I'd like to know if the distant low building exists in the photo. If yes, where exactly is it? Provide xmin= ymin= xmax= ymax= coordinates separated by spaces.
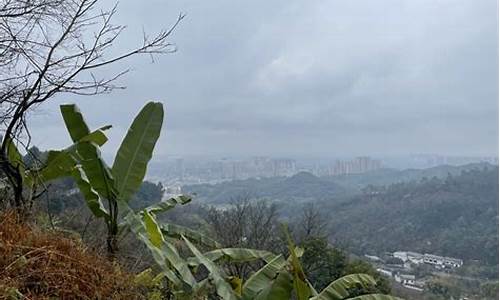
xmin=393 ymin=251 xmax=462 ymax=269
xmin=404 ymin=281 xmax=425 ymax=292
xmin=376 ymin=268 xmax=393 ymax=277
xmin=364 ymin=254 xmax=382 ymax=262
xmin=393 ymin=251 xmax=423 ymax=264
xmin=423 ymin=253 xmax=463 ymax=268
xmin=395 ymin=274 xmax=415 ymax=285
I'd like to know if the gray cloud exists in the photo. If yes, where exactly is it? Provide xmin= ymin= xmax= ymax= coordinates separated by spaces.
xmin=29 ymin=0 xmax=498 ymax=158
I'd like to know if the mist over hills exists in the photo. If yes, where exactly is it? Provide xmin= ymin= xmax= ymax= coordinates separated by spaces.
xmin=323 ymin=162 xmax=497 ymax=191
xmin=184 ymin=162 xmax=496 ymax=203
xmin=185 ymin=171 xmax=347 ymax=204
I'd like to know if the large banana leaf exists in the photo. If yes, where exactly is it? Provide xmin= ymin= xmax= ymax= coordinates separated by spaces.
xmin=36 ymin=148 xmax=110 ymax=220
xmin=5 ymin=138 xmax=26 ymax=182
xmin=60 ymin=103 xmax=115 ymax=201
xmin=284 ymin=225 xmax=310 ymax=300
xmin=161 ymin=223 xmax=221 ymax=249
xmin=253 ymin=271 xmax=293 ymax=300
xmin=60 ymin=104 xmax=111 ymax=147
xmin=188 ymin=248 xmax=276 ymax=266
xmin=5 ymin=138 xmax=23 ymax=168
xmin=38 ymin=150 xmax=76 ymax=182
xmin=182 ymin=235 xmax=239 ymax=300
xmin=347 ymin=294 xmax=401 ymax=300
xmin=311 ymin=274 xmax=378 ymax=300
xmin=112 ymin=102 xmax=164 ymax=202
xmin=142 ymin=210 xmax=164 ymax=247
xmin=145 ymin=194 xmax=192 ymax=214
xmin=123 ymin=207 xmax=196 ymax=288
xmin=124 ymin=211 xmax=184 ymax=287
xmin=60 ymin=104 xmax=91 ymax=141
xmin=36 ymin=122 xmax=111 ymax=185
xmin=241 ymin=255 xmax=288 ymax=300
xmin=73 ymin=142 xmax=116 ymax=200
xmin=71 ymin=166 xmax=110 ymax=220
xmin=80 ymin=126 xmax=112 ymax=146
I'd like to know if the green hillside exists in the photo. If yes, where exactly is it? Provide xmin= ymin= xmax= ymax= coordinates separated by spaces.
xmin=324 ymin=167 xmax=498 ymax=268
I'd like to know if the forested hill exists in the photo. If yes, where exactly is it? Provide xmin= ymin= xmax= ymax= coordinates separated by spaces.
xmin=323 ymin=162 xmax=496 ymax=191
xmin=185 ymin=163 xmax=498 ymax=270
xmin=184 ymin=162 xmax=496 ymax=203
xmin=185 ymin=171 xmax=348 ymax=203
xmin=324 ymin=166 xmax=499 ymax=267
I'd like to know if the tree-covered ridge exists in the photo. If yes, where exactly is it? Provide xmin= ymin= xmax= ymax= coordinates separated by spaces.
xmin=186 ymin=164 xmax=499 ymax=279
xmin=326 ymin=167 xmax=498 ymax=267
xmin=184 ymin=163 xmax=496 ymax=203
xmin=185 ymin=171 xmax=349 ymax=204
xmin=322 ymin=162 xmax=497 ymax=191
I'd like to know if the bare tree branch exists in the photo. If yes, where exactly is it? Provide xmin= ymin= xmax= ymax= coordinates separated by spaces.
xmin=0 ymin=0 xmax=183 ymax=208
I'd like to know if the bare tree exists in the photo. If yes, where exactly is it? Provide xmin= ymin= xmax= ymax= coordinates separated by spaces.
xmin=0 ymin=0 xmax=183 ymax=208
xmin=203 ymin=196 xmax=283 ymax=278
xmin=294 ymin=202 xmax=329 ymax=243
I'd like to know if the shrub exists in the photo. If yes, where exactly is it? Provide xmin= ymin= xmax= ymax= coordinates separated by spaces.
xmin=0 ymin=211 xmax=141 ymax=299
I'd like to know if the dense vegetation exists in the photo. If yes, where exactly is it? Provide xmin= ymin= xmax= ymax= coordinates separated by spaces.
xmin=185 ymin=163 xmax=495 ymax=202
xmin=0 ymin=2 xmax=496 ymax=298
xmin=325 ymin=167 xmax=498 ymax=268
xmin=186 ymin=171 xmax=349 ymax=204
xmin=187 ymin=165 xmax=499 ymax=274
xmin=0 ymin=102 xmax=399 ymax=300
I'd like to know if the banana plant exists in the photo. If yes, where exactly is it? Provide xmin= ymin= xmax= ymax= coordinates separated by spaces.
xmin=59 ymin=102 xmax=164 ymax=253
xmin=134 ymin=206 xmax=402 ymax=300
xmin=59 ymin=102 xmax=209 ymax=256
xmin=55 ymin=102 xmax=402 ymax=300
xmin=2 ymin=125 xmax=110 ymax=207
xmin=180 ymin=232 xmax=401 ymax=300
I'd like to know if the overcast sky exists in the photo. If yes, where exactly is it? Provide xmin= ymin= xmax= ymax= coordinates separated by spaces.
xmin=29 ymin=0 xmax=498 ymax=158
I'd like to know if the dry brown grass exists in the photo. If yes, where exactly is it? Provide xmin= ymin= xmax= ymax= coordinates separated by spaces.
xmin=0 ymin=211 xmax=143 ymax=299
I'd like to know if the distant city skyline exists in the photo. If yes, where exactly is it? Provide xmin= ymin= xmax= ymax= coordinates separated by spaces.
xmin=147 ymin=153 xmax=498 ymax=186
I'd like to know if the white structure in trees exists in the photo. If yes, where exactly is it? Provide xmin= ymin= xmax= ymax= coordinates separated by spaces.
xmin=393 ymin=251 xmax=462 ymax=268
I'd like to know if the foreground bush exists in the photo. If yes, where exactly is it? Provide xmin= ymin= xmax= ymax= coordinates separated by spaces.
xmin=0 ymin=211 xmax=141 ymax=299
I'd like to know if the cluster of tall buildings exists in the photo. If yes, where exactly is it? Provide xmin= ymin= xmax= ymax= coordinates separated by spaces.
xmin=327 ymin=156 xmax=382 ymax=176
xmin=219 ymin=157 xmax=296 ymax=179
xmin=150 ymin=156 xmax=297 ymax=185
xmin=307 ymin=157 xmax=382 ymax=176
xmin=148 ymin=155 xmax=387 ymax=185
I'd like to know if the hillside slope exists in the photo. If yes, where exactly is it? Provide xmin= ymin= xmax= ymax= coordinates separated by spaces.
xmin=325 ymin=167 xmax=498 ymax=266
xmin=324 ymin=162 xmax=496 ymax=191
xmin=185 ymin=171 xmax=347 ymax=203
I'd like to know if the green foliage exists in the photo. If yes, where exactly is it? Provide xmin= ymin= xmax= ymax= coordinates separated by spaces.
xmin=479 ymin=281 xmax=499 ymax=299
xmin=301 ymin=237 xmax=348 ymax=290
xmin=59 ymin=102 xmax=165 ymax=252
xmin=112 ymin=102 xmax=164 ymax=203
xmin=342 ymin=260 xmax=391 ymax=296
xmin=324 ymin=167 xmax=499 ymax=268
xmin=49 ymin=101 xmax=399 ymax=300
xmin=182 ymin=235 xmax=239 ymax=300
xmin=424 ymin=279 xmax=460 ymax=299
xmin=284 ymin=225 xmax=312 ymax=300
xmin=311 ymin=274 xmax=377 ymax=300
xmin=185 ymin=172 xmax=348 ymax=204
xmin=192 ymin=248 xmax=276 ymax=265
xmin=161 ymin=223 xmax=222 ymax=249
xmin=130 ymin=181 xmax=165 ymax=210
xmin=241 ymin=255 xmax=289 ymax=299
xmin=124 ymin=204 xmax=398 ymax=299
xmin=300 ymin=237 xmax=392 ymax=297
